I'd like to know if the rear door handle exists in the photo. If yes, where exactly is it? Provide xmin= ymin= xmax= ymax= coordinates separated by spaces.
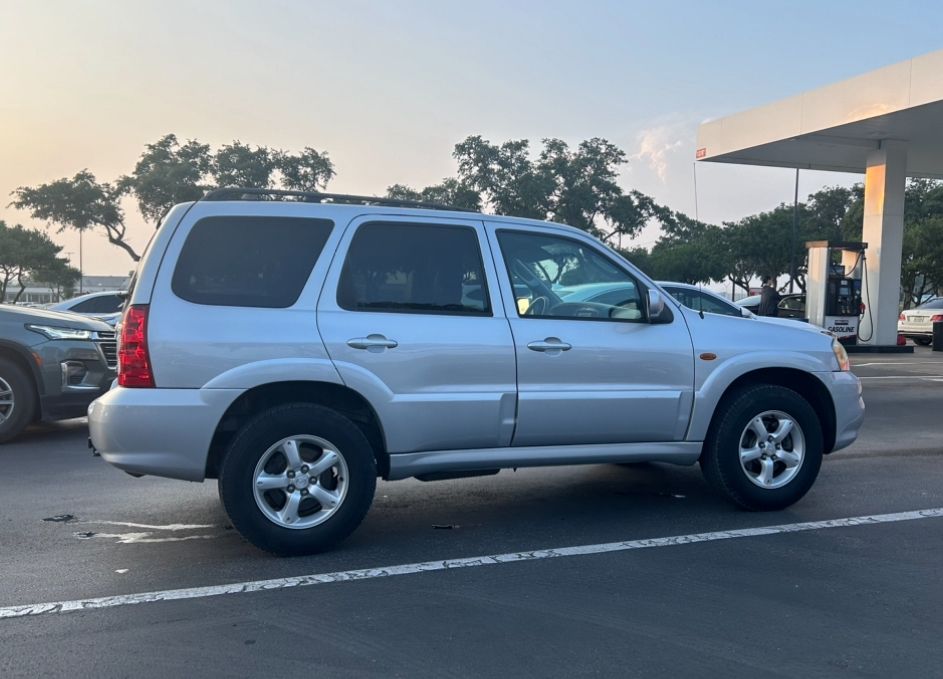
xmin=526 ymin=337 xmax=572 ymax=352
xmin=347 ymin=334 xmax=399 ymax=351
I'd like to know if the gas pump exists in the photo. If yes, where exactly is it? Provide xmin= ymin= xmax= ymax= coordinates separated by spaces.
xmin=805 ymin=241 xmax=867 ymax=344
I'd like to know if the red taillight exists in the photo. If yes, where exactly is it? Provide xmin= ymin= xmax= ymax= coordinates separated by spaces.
xmin=932 ymin=315 xmax=943 ymax=323
xmin=118 ymin=304 xmax=154 ymax=388
xmin=899 ymin=313 xmax=906 ymax=321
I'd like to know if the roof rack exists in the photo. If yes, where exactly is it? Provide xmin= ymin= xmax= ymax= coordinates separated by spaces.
xmin=202 ymin=187 xmax=468 ymax=212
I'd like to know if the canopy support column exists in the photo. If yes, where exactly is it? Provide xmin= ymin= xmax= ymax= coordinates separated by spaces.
xmin=860 ymin=140 xmax=907 ymax=345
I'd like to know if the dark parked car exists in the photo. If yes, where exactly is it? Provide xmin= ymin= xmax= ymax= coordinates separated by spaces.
xmin=737 ymin=293 xmax=806 ymax=319
xmin=0 ymin=304 xmax=116 ymax=442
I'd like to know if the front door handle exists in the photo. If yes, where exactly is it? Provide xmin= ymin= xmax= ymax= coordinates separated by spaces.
xmin=347 ymin=334 xmax=399 ymax=351
xmin=526 ymin=337 xmax=572 ymax=353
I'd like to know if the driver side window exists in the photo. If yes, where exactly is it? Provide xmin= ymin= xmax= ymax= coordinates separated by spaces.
xmin=496 ymin=230 xmax=644 ymax=322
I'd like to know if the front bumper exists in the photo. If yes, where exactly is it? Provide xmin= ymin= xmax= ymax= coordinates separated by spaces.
xmin=817 ymin=371 xmax=865 ymax=452
xmin=32 ymin=339 xmax=115 ymax=420
xmin=88 ymin=386 xmax=242 ymax=481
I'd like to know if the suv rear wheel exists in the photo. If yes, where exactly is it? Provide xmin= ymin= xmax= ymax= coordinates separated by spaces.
xmin=700 ymin=384 xmax=823 ymax=510
xmin=0 ymin=357 xmax=36 ymax=444
xmin=218 ymin=403 xmax=376 ymax=556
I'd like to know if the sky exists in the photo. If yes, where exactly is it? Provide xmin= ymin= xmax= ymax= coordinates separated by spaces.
xmin=1 ymin=0 xmax=942 ymax=276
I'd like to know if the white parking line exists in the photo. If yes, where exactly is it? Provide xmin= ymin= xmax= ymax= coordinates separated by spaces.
xmin=857 ymin=375 xmax=943 ymax=380
xmin=853 ymin=361 xmax=943 ymax=367
xmin=3 ymin=507 xmax=942 ymax=621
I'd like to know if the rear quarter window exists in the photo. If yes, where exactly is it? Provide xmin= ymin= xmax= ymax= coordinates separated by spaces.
xmin=171 ymin=216 xmax=333 ymax=308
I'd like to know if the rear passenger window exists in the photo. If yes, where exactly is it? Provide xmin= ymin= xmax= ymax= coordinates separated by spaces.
xmin=172 ymin=216 xmax=332 ymax=308
xmin=337 ymin=222 xmax=490 ymax=315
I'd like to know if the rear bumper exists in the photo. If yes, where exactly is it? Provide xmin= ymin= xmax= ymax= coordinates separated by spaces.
xmin=817 ymin=371 xmax=865 ymax=452
xmin=87 ymin=386 xmax=242 ymax=481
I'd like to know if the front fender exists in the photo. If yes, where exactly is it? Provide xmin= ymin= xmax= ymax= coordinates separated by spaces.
xmin=686 ymin=350 xmax=833 ymax=442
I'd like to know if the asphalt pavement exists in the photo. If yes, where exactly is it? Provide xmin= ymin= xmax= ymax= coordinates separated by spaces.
xmin=1 ymin=347 xmax=942 ymax=677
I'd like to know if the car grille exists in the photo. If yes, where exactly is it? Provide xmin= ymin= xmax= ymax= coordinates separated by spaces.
xmin=94 ymin=331 xmax=118 ymax=369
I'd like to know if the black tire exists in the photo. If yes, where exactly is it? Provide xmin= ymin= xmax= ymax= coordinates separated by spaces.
xmin=914 ymin=337 xmax=932 ymax=346
xmin=0 ymin=357 xmax=37 ymax=444
xmin=700 ymin=384 xmax=823 ymax=511
xmin=218 ymin=403 xmax=376 ymax=556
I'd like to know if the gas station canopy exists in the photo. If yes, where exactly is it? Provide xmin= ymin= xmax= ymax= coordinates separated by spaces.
xmin=696 ymin=49 xmax=943 ymax=348
xmin=696 ymin=50 xmax=943 ymax=178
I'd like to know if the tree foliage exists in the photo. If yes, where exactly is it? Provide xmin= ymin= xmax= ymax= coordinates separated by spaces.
xmin=117 ymin=133 xmax=211 ymax=223
xmin=211 ymin=141 xmax=276 ymax=189
xmin=277 ymin=147 xmax=336 ymax=192
xmin=387 ymin=178 xmax=482 ymax=211
xmin=451 ymin=135 xmax=653 ymax=241
xmin=13 ymin=134 xmax=335 ymax=261
xmin=0 ymin=221 xmax=80 ymax=303
xmin=11 ymin=170 xmax=140 ymax=261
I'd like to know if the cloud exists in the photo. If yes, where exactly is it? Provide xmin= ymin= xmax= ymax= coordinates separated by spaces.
xmin=629 ymin=118 xmax=695 ymax=183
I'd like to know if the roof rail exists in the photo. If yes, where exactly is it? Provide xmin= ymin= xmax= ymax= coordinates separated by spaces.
xmin=202 ymin=187 xmax=468 ymax=212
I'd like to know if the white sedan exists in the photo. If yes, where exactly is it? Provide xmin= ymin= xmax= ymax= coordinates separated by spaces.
xmin=898 ymin=298 xmax=943 ymax=346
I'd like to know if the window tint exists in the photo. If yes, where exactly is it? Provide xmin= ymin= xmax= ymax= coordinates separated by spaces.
xmin=665 ymin=287 xmax=739 ymax=317
xmin=780 ymin=296 xmax=805 ymax=311
xmin=75 ymin=294 xmax=124 ymax=313
xmin=172 ymin=216 xmax=332 ymax=308
xmin=70 ymin=297 xmax=104 ymax=313
xmin=337 ymin=222 xmax=490 ymax=315
xmin=497 ymin=230 xmax=644 ymax=322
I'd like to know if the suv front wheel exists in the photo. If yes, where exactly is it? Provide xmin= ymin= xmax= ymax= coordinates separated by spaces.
xmin=0 ymin=357 xmax=36 ymax=444
xmin=219 ymin=403 xmax=377 ymax=556
xmin=700 ymin=384 xmax=823 ymax=510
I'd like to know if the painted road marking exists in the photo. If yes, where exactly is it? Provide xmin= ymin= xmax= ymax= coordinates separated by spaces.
xmin=69 ymin=520 xmax=224 ymax=545
xmin=853 ymin=361 xmax=943 ymax=367
xmin=3 ymin=507 xmax=943 ymax=621
xmin=857 ymin=375 xmax=943 ymax=380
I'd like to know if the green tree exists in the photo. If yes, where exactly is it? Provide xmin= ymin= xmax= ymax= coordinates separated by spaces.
xmin=0 ymin=221 xmax=79 ymax=302
xmin=11 ymin=170 xmax=139 ymax=261
xmin=277 ymin=147 xmax=336 ymax=192
xmin=211 ymin=142 xmax=276 ymax=188
xmin=386 ymin=178 xmax=482 ymax=211
xmin=117 ymin=133 xmax=211 ymax=224
xmin=451 ymin=135 xmax=652 ymax=241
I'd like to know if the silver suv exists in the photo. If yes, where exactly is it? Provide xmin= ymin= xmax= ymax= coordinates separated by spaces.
xmin=89 ymin=189 xmax=865 ymax=555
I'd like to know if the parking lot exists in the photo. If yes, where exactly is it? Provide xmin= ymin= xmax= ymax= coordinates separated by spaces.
xmin=2 ymin=348 xmax=942 ymax=677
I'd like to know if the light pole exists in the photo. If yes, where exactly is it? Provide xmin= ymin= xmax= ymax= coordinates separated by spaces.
xmin=789 ymin=168 xmax=799 ymax=293
xmin=78 ymin=230 xmax=84 ymax=294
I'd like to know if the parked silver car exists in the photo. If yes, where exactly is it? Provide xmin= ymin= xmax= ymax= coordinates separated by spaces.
xmin=89 ymin=189 xmax=865 ymax=555
xmin=50 ymin=290 xmax=126 ymax=327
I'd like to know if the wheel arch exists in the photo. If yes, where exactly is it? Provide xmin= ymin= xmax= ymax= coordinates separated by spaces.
xmin=205 ymin=381 xmax=389 ymax=479
xmin=703 ymin=368 xmax=837 ymax=454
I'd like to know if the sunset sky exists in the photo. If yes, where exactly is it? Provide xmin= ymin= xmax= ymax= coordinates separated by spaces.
xmin=2 ymin=0 xmax=941 ymax=276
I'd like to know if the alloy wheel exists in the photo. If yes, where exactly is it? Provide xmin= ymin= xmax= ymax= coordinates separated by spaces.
xmin=738 ymin=410 xmax=805 ymax=489
xmin=252 ymin=435 xmax=349 ymax=529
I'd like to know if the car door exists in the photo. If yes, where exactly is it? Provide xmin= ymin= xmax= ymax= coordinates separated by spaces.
xmin=317 ymin=216 xmax=517 ymax=454
xmin=487 ymin=224 xmax=695 ymax=446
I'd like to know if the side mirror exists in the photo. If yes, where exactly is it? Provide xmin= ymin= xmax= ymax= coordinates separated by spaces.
xmin=648 ymin=289 xmax=673 ymax=323
xmin=740 ymin=306 xmax=753 ymax=318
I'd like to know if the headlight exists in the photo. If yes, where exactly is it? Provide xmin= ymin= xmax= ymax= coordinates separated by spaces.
xmin=26 ymin=324 xmax=93 ymax=340
xmin=832 ymin=338 xmax=850 ymax=371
